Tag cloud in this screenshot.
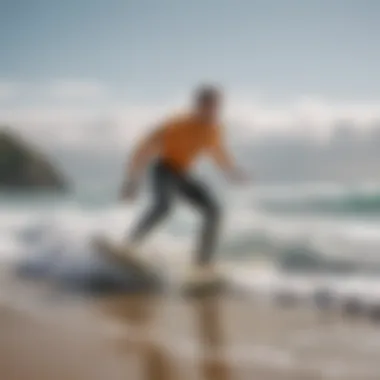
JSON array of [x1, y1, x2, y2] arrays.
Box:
[[0, 103, 173, 150], [226, 95, 380, 138], [0, 79, 109, 104], [47, 80, 108, 101], [1, 81, 380, 151], [0, 82, 21, 101]]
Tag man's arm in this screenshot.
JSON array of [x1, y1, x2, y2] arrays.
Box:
[[121, 127, 163, 200], [209, 126, 248, 182], [128, 128, 163, 180]]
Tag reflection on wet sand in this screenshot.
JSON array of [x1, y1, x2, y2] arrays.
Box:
[[193, 296, 232, 380], [99, 294, 232, 380], [2, 274, 380, 380], [100, 295, 176, 380]]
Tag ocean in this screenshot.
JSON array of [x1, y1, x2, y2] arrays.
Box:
[[2, 178, 380, 304]]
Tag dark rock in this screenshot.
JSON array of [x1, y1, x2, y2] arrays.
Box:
[[368, 304, 380, 323], [16, 257, 55, 278], [341, 297, 365, 318], [279, 246, 323, 273], [0, 128, 69, 191], [14, 244, 64, 279], [274, 290, 299, 308], [313, 288, 335, 310], [57, 270, 161, 295]]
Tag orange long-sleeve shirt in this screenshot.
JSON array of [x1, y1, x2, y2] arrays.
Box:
[[159, 114, 221, 172]]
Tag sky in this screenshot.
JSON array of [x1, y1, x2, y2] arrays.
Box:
[[1, 0, 380, 149]]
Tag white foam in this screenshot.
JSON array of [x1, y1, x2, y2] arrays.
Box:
[[2, 186, 380, 302]]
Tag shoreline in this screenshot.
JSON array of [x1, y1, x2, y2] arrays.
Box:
[[1, 275, 380, 379]]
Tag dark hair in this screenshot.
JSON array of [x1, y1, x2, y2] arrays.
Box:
[[194, 84, 221, 105]]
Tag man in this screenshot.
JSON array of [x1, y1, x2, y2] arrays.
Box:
[[120, 85, 247, 281]]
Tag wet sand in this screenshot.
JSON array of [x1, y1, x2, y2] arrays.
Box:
[[1, 277, 380, 380]]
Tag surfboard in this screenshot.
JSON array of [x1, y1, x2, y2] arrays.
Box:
[[92, 236, 157, 278], [92, 236, 227, 295]]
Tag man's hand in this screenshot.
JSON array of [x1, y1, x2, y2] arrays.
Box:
[[119, 179, 139, 202]]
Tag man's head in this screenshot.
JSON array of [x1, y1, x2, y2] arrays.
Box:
[[193, 84, 222, 122]]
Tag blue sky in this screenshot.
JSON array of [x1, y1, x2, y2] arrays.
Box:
[[1, 0, 380, 100], [1, 0, 380, 148]]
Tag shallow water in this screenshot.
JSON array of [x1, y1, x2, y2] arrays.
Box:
[[2, 182, 380, 300]]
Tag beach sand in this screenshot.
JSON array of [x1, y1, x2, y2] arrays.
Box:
[[0, 275, 380, 380]]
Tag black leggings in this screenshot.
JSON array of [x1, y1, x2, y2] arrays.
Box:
[[129, 160, 221, 265]]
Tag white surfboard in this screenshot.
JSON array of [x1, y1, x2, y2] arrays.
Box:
[[92, 236, 158, 278], [92, 236, 228, 294]]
